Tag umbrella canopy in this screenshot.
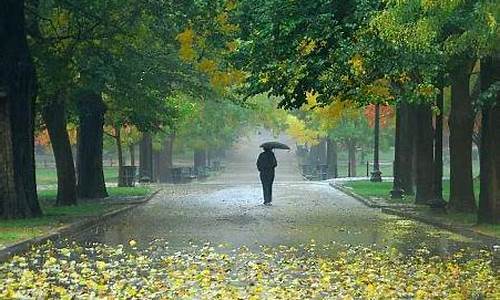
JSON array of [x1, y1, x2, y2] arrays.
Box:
[[260, 141, 290, 150]]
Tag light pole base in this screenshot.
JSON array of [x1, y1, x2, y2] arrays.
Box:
[[370, 170, 382, 182]]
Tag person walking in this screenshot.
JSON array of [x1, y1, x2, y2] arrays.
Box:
[[257, 147, 277, 206]]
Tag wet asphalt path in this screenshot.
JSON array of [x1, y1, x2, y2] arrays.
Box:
[[77, 133, 487, 255]]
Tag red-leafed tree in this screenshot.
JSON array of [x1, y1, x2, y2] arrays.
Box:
[[364, 104, 395, 128]]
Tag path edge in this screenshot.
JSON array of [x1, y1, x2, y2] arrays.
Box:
[[0, 189, 162, 263], [329, 182, 499, 246]]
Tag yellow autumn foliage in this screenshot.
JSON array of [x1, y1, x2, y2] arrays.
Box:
[[209, 69, 246, 89], [176, 28, 197, 61], [215, 12, 239, 34], [349, 53, 365, 76], [198, 58, 218, 74], [298, 38, 317, 56], [302, 91, 358, 132], [286, 115, 321, 146], [363, 78, 394, 100]]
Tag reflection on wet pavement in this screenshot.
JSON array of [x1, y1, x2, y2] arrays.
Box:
[[77, 182, 485, 256], [76, 133, 489, 256]]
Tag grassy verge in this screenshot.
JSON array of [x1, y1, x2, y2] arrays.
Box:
[[343, 180, 499, 239], [36, 166, 119, 185], [0, 186, 151, 249]]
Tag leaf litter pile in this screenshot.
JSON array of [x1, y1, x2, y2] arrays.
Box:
[[0, 240, 498, 299]]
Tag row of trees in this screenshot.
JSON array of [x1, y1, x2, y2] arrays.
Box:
[[207, 0, 498, 223], [0, 0, 249, 219], [1, 1, 498, 226]]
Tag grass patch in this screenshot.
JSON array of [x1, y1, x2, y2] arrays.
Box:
[[0, 186, 152, 248], [344, 181, 393, 199], [343, 180, 414, 203], [106, 186, 151, 197], [36, 166, 119, 186], [343, 179, 499, 238], [344, 179, 480, 204]]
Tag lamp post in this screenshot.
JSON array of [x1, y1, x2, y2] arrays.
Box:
[[370, 103, 382, 182]]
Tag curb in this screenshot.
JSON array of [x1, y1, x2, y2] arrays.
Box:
[[0, 189, 161, 263], [330, 183, 499, 246], [329, 182, 382, 208]]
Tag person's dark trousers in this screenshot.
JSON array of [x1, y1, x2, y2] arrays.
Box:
[[260, 170, 275, 203]]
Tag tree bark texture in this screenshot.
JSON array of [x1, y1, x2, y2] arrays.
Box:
[[478, 56, 500, 224], [0, 0, 42, 218], [398, 103, 416, 195], [391, 104, 404, 197], [76, 91, 108, 198], [448, 63, 476, 212], [415, 103, 435, 204], [42, 96, 77, 205]]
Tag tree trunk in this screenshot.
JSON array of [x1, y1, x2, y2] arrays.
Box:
[[158, 134, 175, 182], [0, 0, 42, 218], [76, 91, 108, 198], [308, 143, 319, 165], [194, 149, 207, 170], [0, 94, 17, 218], [398, 102, 416, 195], [317, 139, 327, 165], [391, 104, 404, 198], [326, 138, 338, 179], [152, 149, 160, 182], [433, 87, 444, 202], [129, 144, 135, 166], [114, 126, 126, 187], [478, 56, 500, 224], [347, 141, 357, 177], [415, 103, 435, 205], [448, 63, 476, 212], [139, 133, 153, 181], [42, 96, 77, 205]]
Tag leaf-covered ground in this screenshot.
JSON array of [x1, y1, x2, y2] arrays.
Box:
[[1, 240, 498, 299]]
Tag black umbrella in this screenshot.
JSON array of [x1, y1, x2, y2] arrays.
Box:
[[260, 141, 291, 150]]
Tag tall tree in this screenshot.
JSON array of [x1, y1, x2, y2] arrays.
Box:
[[448, 61, 476, 211], [0, 0, 42, 218], [415, 103, 435, 204], [41, 94, 77, 205], [76, 90, 108, 198], [478, 55, 500, 224]]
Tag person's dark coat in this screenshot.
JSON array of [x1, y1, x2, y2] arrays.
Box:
[[257, 149, 277, 204]]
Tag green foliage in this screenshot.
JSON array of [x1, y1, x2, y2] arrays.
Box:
[[175, 97, 250, 151], [232, 0, 382, 108], [245, 94, 289, 135]]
